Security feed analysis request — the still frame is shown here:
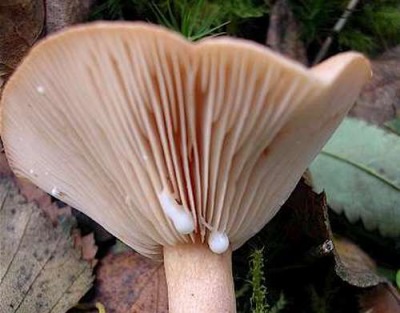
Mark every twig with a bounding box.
[313,0,360,65]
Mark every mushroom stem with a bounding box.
[164,243,236,313]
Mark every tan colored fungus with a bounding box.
[1,22,371,313]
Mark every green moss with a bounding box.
[248,248,286,313]
[352,2,400,53]
[249,248,268,313]
[290,0,400,57]
[338,29,375,53]
[92,0,269,40]
[290,0,342,46]
[92,0,400,56]
[149,0,228,41]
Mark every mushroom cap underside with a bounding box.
[1,22,370,258]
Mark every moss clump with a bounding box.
[249,248,286,313]
[92,0,269,40]
[290,0,400,56]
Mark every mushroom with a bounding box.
[1,22,370,312]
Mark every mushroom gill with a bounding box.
[1,22,371,313]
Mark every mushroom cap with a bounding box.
[1,22,370,258]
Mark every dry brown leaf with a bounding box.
[359,284,400,313]
[0,150,71,225]
[266,0,307,64]
[21,183,72,224]
[334,237,376,273]
[0,0,95,95]
[0,177,94,313]
[334,237,385,288]
[0,0,44,72]
[94,249,168,313]
[263,178,385,288]
[72,231,98,268]
[1,147,97,270]
[350,46,400,125]
[46,0,96,34]
[288,181,385,287]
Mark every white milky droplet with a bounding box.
[29,169,34,174]
[208,231,229,254]
[172,210,195,234]
[36,86,45,94]
[51,187,62,198]
[158,189,194,235]
[45,171,49,176]
[142,154,148,161]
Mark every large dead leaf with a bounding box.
[233,178,390,312]
[333,237,385,288]
[0,0,45,83]
[258,179,385,287]
[93,247,168,313]
[1,146,98,265]
[0,0,95,94]
[0,176,94,312]
[0,150,70,226]
[350,46,400,125]
[284,179,384,288]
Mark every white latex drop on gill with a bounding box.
[208,231,229,254]
[159,189,195,235]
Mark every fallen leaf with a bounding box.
[359,284,400,313]
[0,0,44,74]
[234,178,389,312]
[0,150,71,225]
[0,147,97,310]
[72,231,98,268]
[334,238,376,272]
[285,181,384,288]
[1,0,96,97]
[233,179,334,279]
[310,118,400,237]
[285,180,387,290]
[94,248,168,313]
[0,177,94,313]
[350,46,400,125]
[266,0,307,64]
[334,237,385,288]
[46,0,96,34]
